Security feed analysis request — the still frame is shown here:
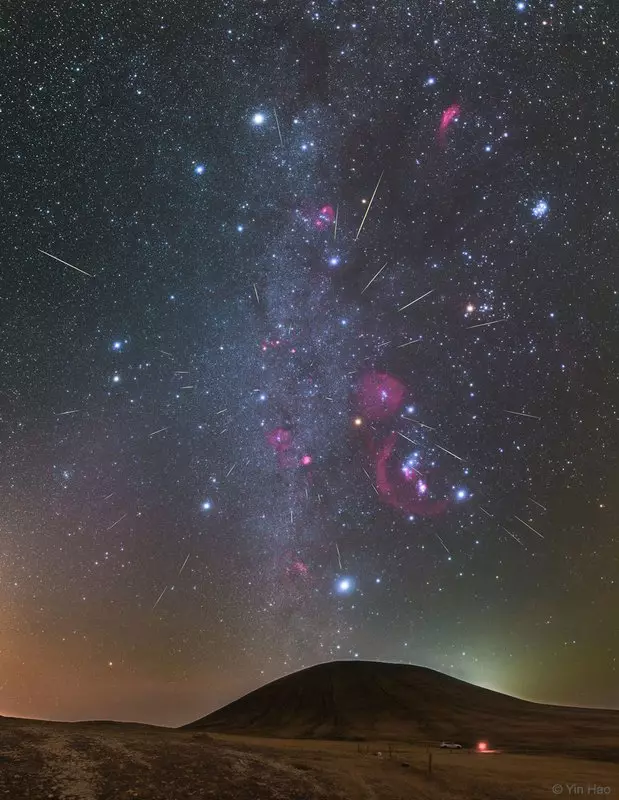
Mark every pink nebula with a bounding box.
[266,427,293,453]
[355,370,406,421]
[261,338,282,351]
[266,428,311,470]
[402,462,422,482]
[315,204,335,229]
[375,432,449,517]
[438,103,461,147]
[287,558,309,577]
[266,427,297,468]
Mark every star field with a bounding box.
[0,1,617,725]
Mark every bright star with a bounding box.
[237,225,244,232]
[112,341,123,351]
[516,1,526,9]
[194,164,205,175]
[336,577,354,594]
[329,256,340,266]
[252,112,265,125]
[456,489,468,500]
[201,500,212,511]
[112,374,120,383]
[425,77,436,86]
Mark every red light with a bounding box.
[301,455,312,466]
[477,741,488,752]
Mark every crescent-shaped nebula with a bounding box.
[354,371,450,518]
[375,432,450,518]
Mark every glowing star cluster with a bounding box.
[532,200,549,218]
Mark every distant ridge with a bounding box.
[184,660,619,757]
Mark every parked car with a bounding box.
[440,741,463,749]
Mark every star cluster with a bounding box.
[0,1,617,725]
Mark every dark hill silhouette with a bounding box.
[184,660,619,757]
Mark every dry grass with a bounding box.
[214,733,619,800]
[1,717,617,799]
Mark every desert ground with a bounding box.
[1,716,618,800]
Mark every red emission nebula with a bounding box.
[355,371,449,518]
[438,103,461,148]
[264,370,449,518]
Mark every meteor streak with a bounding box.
[37,249,94,277]
[354,171,384,241]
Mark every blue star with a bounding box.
[251,112,265,125]
[201,500,212,511]
[336,577,355,595]
[194,164,205,175]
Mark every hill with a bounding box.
[183,660,619,757]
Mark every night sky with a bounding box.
[1,1,617,727]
